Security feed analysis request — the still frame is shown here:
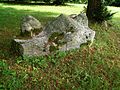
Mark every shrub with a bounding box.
[91,2,115,23]
[53,0,68,5]
[104,0,115,6]
[110,0,120,7]
[43,0,51,3]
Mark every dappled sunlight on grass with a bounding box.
[0,3,120,59]
[0,3,120,89]
[1,3,82,15]
[0,2,120,59]
[107,6,120,29]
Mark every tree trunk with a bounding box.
[86,0,101,22]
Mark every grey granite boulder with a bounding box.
[12,13,95,56]
[21,15,43,37]
[69,13,88,26]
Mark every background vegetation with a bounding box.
[0,0,120,6]
[0,2,120,90]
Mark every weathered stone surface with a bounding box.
[12,13,95,56]
[70,13,88,26]
[77,13,88,26]
[69,14,77,19]
[12,36,48,56]
[21,15,42,36]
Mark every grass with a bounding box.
[0,3,82,59]
[0,3,120,90]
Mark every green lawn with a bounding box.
[0,3,120,90]
[0,3,83,59]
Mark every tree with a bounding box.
[86,0,101,22]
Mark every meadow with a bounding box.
[0,3,120,89]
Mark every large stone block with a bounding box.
[21,15,43,37]
[12,13,95,56]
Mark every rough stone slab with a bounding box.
[21,15,43,36]
[12,13,95,56]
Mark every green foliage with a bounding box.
[43,0,51,3]
[0,60,8,68]
[104,0,120,7]
[0,3,120,90]
[53,0,69,5]
[0,60,24,90]
[69,0,87,4]
[104,0,115,6]
[97,0,120,6]
[16,51,67,68]
[0,0,119,6]
[110,0,120,7]
[91,2,115,23]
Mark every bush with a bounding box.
[110,0,120,7]
[53,0,68,5]
[104,0,115,6]
[53,0,62,5]
[43,0,51,3]
[91,2,115,23]
[104,0,120,7]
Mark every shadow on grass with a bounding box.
[0,1,48,5]
[0,1,70,6]
[0,6,59,59]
